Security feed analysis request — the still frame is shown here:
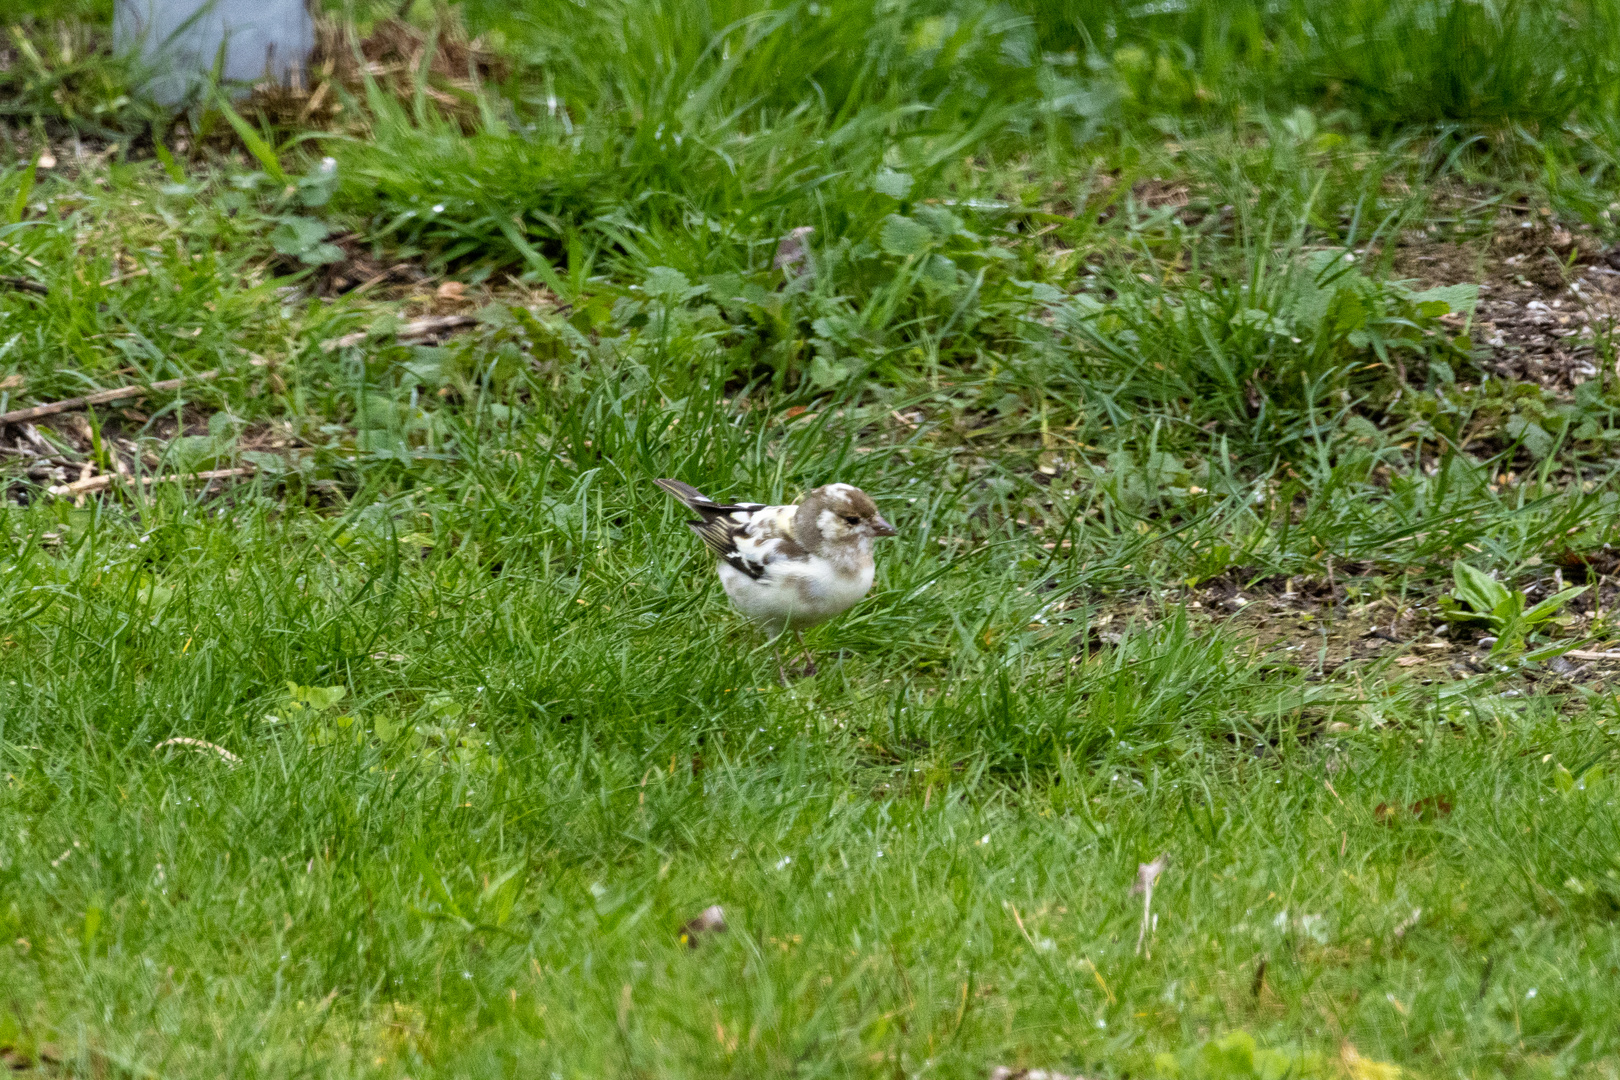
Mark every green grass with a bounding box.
[4,0,1620,1076]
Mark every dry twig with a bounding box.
[0,371,218,427]
[1566,649,1620,661]
[47,466,254,498]
[0,276,47,297]
[323,314,478,350]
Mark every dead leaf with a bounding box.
[153,737,242,767]
[1410,795,1453,821]
[1395,656,1424,667]
[990,1069,1084,1080]
[1393,907,1422,938]
[0,375,22,391]
[1129,178,1190,209]
[1130,854,1168,896]
[436,280,467,302]
[773,226,815,279]
[1130,853,1169,957]
[679,904,727,947]
[1376,796,1452,824]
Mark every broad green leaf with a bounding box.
[919,253,959,294]
[1520,639,1581,664]
[1408,282,1479,317]
[1505,416,1555,459]
[291,683,347,711]
[808,353,852,388]
[1524,585,1588,625]
[270,216,330,256]
[871,169,914,199]
[1282,105,1317,141]
[1452,561,1509,615]
[303,242,345,265]
[1327,288,1367,334]
[880,214,933,257]
[908,15,952,51]
[913,204,964,240]
[643,266,707,304]
[1016,278,1067,304]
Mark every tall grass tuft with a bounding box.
[1017,0,1620,128]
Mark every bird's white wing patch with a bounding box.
[724,531,782,580]
[739,505,796,539]
[704,505,800,580]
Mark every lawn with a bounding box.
[2,1,1620,1077]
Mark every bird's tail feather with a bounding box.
[654,477,712,509]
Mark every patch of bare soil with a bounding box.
[2,403,294,504]
[303,232,432,298]
[1127,177,1192,210]
[1087,565,1620,696]
[1391,216,1619,395]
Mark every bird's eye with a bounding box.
[842,515,861,526]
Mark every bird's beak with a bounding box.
[871,517,897,537]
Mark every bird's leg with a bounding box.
[774,642,793,686]
[794,630,817,677]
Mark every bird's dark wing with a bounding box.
[654,478,778,561]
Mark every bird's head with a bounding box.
[795,483,896,551]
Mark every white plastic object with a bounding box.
[114,0,314,105]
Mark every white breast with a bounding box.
[718,551,875,636]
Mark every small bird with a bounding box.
[655,478,896,678]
